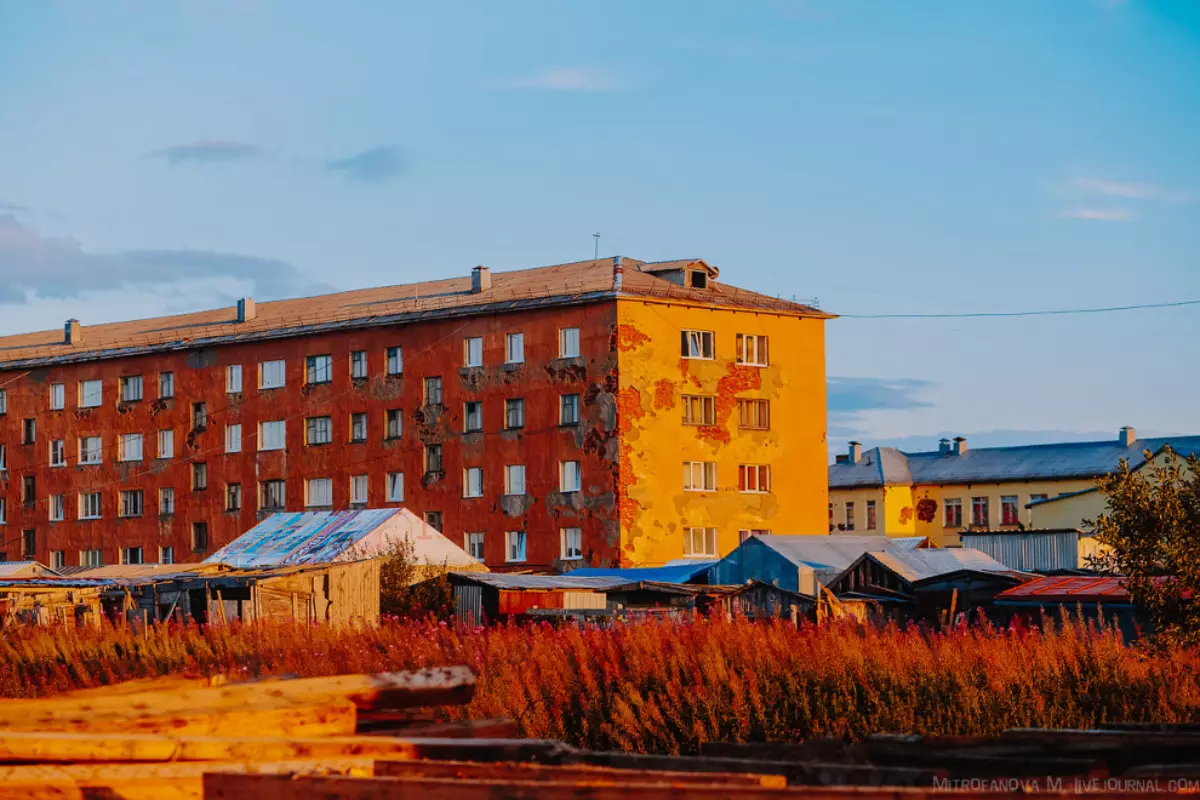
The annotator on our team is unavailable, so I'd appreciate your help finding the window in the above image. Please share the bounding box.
[736,334,769,366]
[80,549,103,567]
[944,498,963,528]
[192,522,209,553]
[50,439,65,467]
[119,375,143,403]
[0,388,5,414]
[424,376,443,406]
[305,477,333,507]
[560,393,581,425]
[464,401,483,432]
[306,354,332,384]
[560,460,582,493]
[738,399,771,430]
[844,502,856,531]
[50,550,65,570]
[0,444,5,471]
[79,379,103,408]
[22,529,35,560]
[505,530,527,562]
[192,462,208,491]
[192,402,207,430]
[350,474,368,504]
[683,461,718,492]
[120,547,144,565]
[79,492,102,520]
[866,500,877,531]
[559,327,581,358]
[22,418,35,444]
[159,488,175,515]
[119,490,144,518]
[464,337,483,368]
[259,359,286,389]
[1001,495,1020,526]
[504,398,525,430]
[738,464,770,493]
[23,476,35,506]
[159,372,174,399]
[740,529,770,543]
[0,498,5,524]
[159,546,174,565]
[158,429,174,459]
[506,333,524,364]
[465,532,485,561]
[49,494,64,522]
[386,472,404,502]
[305,416,331,446]
[561,527,583,561]
[225,483,242,512]
[504,465,526,496]
[118,433,143,462]
[350,351,368,380]
[224,424,242,453]
[386,346,403,376]
[681,330,715,359]
[424,511,443,532]
[463,467,483,498]
[971,496,989,527]
[260,419,287,450]
[684,527,718,558]
[386,409,403,439]
[682,395,716,426]
[425,443,443,474]
[260,480,286,510]
[689,269,708,289]
[225,365,242,394]
[350,412,368,442]
[50,383,65,410]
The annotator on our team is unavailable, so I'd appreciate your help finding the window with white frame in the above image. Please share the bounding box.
[464,337,483,368]
[260,480,286,510]
[425,443,443,473]
[192,462,207,491]
[560,527,583,561]
[505,332,524,364]
[505,398,525,430]
[386,346,403,376]
[305,477,333,507]
[50,383,65,410]
[463,467,483,498]
[79,492,102,520]
[350,412,367,442]
[50,439,65,467]
[159,545,174,564]
[225,482,242,512]
[971,496,989,527]
[559,460,581,493]
[350,351,368,379]
[0,443,5,471]
[192,402,207,430]
[504,464,526,496]
[738,464,770,493]
[682,395,716,426]
[120,375,143,403]
[683,527,718,558]
[560,393,580,425]
[386,472,404,502]
[424,376,443,406]
[79,380,102,408]
[559,327,580,358]
[1001,495,1020,526]
[225,424,242,453]
[119,490,144,518]
[464,401,483,432]
[944,497,963,527]
[0,498,6,524]
[736,334,769,366]
[306,354,332,384]
[465,532,485,561]
[260,420,287,450]
[305,416,331,446]
[80,549,103,567]
[49,494,64,522]
[680,330,715,359]
[350,474,368,504]
[158,429,174,459]
[118,433,143,462]
[259,359,286,389]
[505,530,527,562]
[683,461,718,491]
[159,488,175,515]
[738,399,770,430]
[386,409,403,439]
[159,372,174,399]
[50,550,65,569]
[121,547,144,565]
[225,365,242,394]
[0,388,6,414]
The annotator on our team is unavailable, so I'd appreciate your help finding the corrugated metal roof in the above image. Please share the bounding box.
[0,562,58,577]
[207,509,401,567]
[995,575,1133,602]
[450,573,631,591]
[830,437,1200,488]
[754,534,929,570]
[566,562,716,583]
[865,548,1014,584]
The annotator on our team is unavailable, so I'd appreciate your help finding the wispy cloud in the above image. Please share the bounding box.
[146,138,263,165]
[0,201,31,215]
[1076,178,1196,203]
[828,376,933,422]
[326,146,403,184]
[493,67,621,92]
[1058,208,1135,222]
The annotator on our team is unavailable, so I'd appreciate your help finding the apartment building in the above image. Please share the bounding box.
[0,257,831,569]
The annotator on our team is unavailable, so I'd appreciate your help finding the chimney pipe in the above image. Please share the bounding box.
[471,266,492,294]
[1119,426,1136,448]
[64,319,81,345]
[613,255,624,291]
[847,441,861,464]
[939,438,952,455]
[237,297,256,323]
[952,436,967,456]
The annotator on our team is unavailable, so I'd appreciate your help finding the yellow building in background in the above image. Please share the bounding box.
[827,428,1200,547]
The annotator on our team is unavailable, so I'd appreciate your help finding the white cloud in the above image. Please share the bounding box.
[1075,178,1197,203]
[492,67,620,92]
[1057,208,1135,222]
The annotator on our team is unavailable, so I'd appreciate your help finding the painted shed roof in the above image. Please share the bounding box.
[830,436,1200,488]
[566,561,717,583]
[865,548,1016,584]
[995,575,1133,603]
[753,534,930,570]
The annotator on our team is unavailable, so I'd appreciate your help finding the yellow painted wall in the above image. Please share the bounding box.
[614,298,828,565]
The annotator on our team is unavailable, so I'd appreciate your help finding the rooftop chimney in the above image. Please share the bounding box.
[847,441,862,464]
[613,255,624,290]
[237,297,256,323]
[64,319,81,345]
[952,436,968,456]
[471,265,492,294]
[1119,426,1136,448]
[939,438,952,455]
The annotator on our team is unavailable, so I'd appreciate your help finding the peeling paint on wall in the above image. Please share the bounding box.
[652,378,675,412]
[614,324,652,352]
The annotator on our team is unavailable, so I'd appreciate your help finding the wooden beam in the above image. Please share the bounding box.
[55,675,222,698]
[374,759,786,788]
[356,716,519,739]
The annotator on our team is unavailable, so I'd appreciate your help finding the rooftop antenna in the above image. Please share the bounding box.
[593,232,600,261]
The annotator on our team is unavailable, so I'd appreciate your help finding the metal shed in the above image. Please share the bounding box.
[960,528,1097,573]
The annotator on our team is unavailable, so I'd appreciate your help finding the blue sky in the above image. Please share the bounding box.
[2,0,1197,456]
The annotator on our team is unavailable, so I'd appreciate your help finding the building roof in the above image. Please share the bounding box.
[1026,488,1100,509]
[995,575,1133,603]
[0,257,826,369]
[0,562,60,578]
[829,437,1200,489]
[863,548,1017,585]
[751,534,931,571]
[450,572,631,591]
[565,561,717,583]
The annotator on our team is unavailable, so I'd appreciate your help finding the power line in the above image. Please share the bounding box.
[839,298,1200,320]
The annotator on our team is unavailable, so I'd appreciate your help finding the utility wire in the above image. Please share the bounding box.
[839,298,1200,320]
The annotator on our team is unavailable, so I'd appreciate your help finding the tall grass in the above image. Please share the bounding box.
[1,615,1197,754]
